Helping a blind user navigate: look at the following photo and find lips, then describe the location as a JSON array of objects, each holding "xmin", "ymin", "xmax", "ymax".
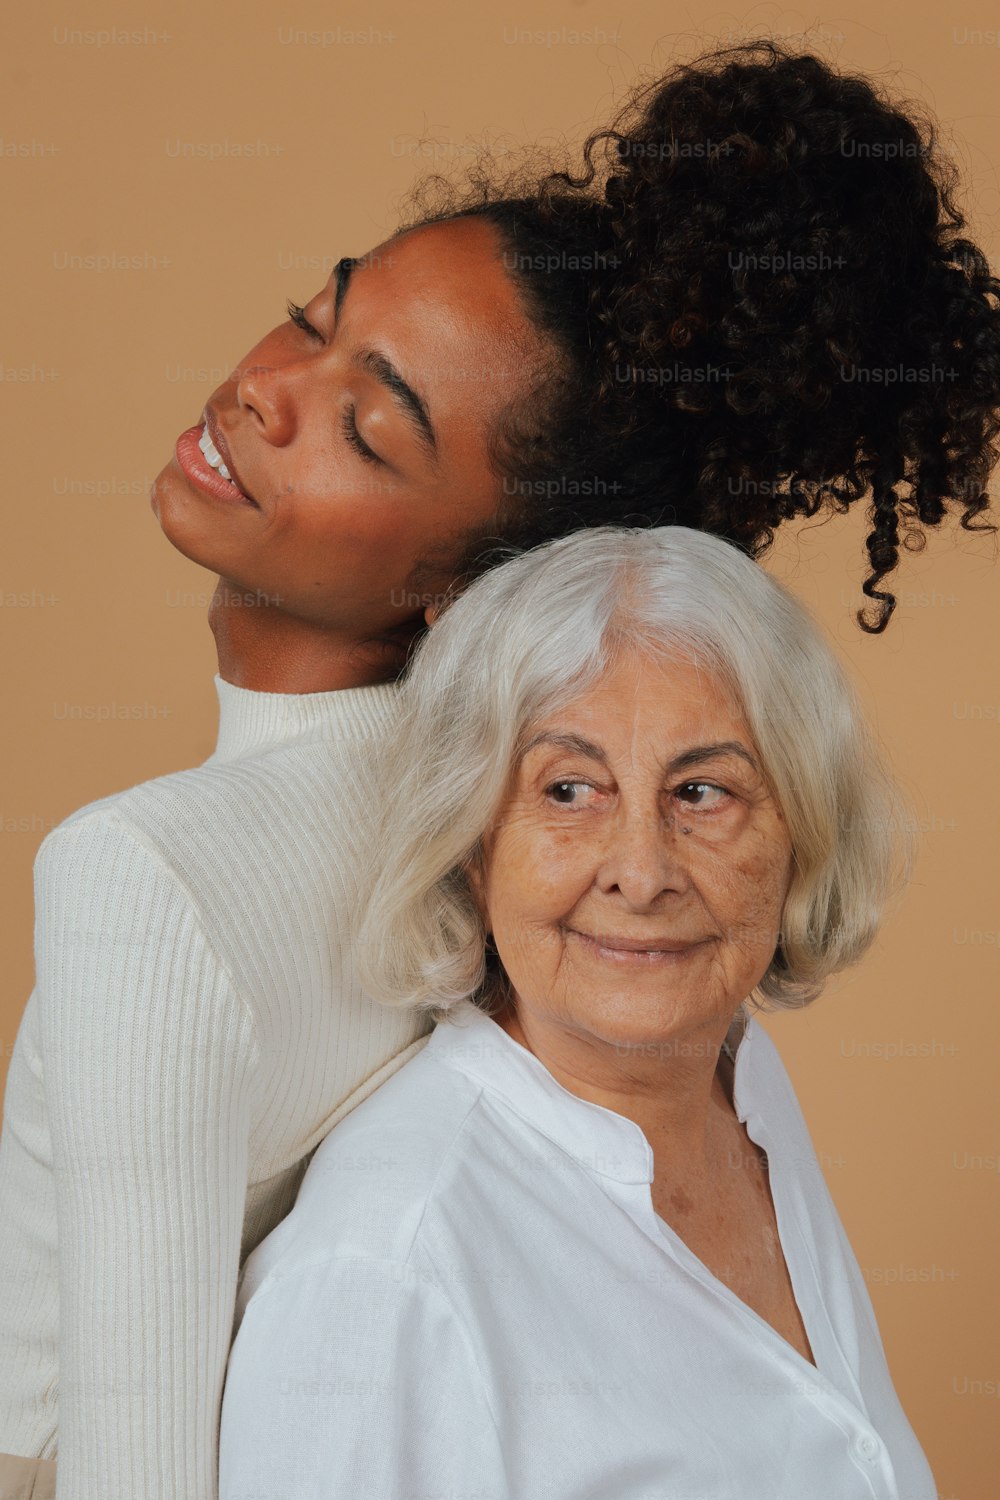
[
  {"xmin": 566, "ymin": 928, "xmax": 708, "ymax": 962},
  {"xmin": 203, "ymin": 407, "xmax": 255, "ymax": 503},
  {"xmin": 173, "ymin": 407, "xmax": 259, "ymax": 508},
  {"xmin": 569, "ymin": 929, "xmax": 703, "ymax": 953}
]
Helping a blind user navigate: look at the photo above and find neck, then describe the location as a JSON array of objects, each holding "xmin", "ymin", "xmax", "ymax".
[
  {"xmin": 208, "ymin": 578, "xmax": 423, "ymax": 692},
  {"xmin": 493, "ymin": 1000, "xmax": 739, "ymax": 1174}
]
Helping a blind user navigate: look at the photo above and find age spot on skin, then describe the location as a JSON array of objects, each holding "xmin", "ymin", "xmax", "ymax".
[{"xmin": 668, "ymin": 1186, "xmax": 695, "ymax": 1216}]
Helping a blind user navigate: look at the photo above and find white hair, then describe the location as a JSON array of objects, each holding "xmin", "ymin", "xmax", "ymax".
[{"xmin": 353, "ymin": 525, "xmax": 915, "ymax": 1022}]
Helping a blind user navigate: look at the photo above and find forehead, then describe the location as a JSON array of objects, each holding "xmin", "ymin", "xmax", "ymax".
[
  {"xmin": 531, "ymin": 653, "xmax": 750, "ymax": 741},
  {"xmin": 342, "ymin": 219, "xmax": 547, "ymax": 454}
]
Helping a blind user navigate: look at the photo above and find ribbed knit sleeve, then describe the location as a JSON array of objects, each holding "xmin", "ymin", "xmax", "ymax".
[
  {"xmin": 21, "ymin": 811, "xmax": 259, "ymax": 1498},
  {"xmin": 0, "ymin": 989, "xmax": 60, "ymax": 1463}
]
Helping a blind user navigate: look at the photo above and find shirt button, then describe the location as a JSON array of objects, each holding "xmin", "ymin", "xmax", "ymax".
[{"xmin": 853, "ymin": 1432, "xmax": 880, "ymax": 1461}]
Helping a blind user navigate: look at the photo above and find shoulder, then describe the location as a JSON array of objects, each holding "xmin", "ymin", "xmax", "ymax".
[
  {"xmin": 237, "ymin": 1041, "xmax": 485, "ymax": 1293},
  {"xmin": 34, "ymin": 727, "xmax": 379, "ymax": 889},
  {"xmin": 32, "ymin": 763, "xmax": 252, "ymax": 912},
  {"xmin": 31, "ymin": 796, "xmax": 247, "ymax": 1014},
  {"xmin": 34, "ymin": 789, "xmax": 193, "ymax": 892},
  {"xmin": 35, "ymin": 759, "xmax": 240, "ymax": 864}
]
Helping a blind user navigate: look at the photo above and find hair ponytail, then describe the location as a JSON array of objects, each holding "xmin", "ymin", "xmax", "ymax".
[{"xmin": 398, "ymin": 37, "xmax": 1000, "ymax": 631}]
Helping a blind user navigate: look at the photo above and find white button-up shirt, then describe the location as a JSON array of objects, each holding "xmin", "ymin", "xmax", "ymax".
[{"xmin": 219, "ymin": 1002, "xmax": 937, "ymax": 1499}]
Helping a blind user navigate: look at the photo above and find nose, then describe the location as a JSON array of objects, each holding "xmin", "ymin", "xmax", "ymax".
[
  {"xmin": 597, "ymin": 799, "xmax": 692, "ymax": 908},
  {"xmin": 234, "ymin": 361, "xmax": 299, "ymax": 447}
]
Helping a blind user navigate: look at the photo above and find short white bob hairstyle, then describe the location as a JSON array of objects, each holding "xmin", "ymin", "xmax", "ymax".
[{"xmin": 353, "ymin": 525, "xmax": 915, "ymax": 1022}]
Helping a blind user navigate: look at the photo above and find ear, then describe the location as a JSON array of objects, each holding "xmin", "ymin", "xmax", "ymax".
[{"xmin": 423, "ymin": 600, "xmax": 442, "ymax": 627}]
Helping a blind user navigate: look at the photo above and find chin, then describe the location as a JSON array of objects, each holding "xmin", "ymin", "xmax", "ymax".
[
  {"xmin": 575, "ymin": 989, "xmax": 701, "ymax": 1041},
  {"xmin": 151, "ymin": 494, "xmax": 212, "ymax": 569},
  {"xmin": 150, "ymin": 468, "xmax": 237, "ymax": 575}
]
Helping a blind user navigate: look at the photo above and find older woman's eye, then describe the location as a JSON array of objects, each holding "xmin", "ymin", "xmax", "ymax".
[
  {"xmin": 675, "ymin": 781, "xmax": 728, "ymax": 808},
  {"xmin": 544, "ymin": 780, "xmax": 596, "ymax": 806}
]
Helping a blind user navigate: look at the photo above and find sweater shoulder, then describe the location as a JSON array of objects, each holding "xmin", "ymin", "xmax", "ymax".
[
  {"xmin": 39, "ymin": 746, "xmax": 252, "ymax": 828},
  {"xmin": 47, "ymin": 734, "xmax": 359, "ymax": 819},
  {"xmin": 34, "ymin": 768, "xmax": 212, "ymax": 877},
  {"xmin": 37, "ymin": 732, "xmax": 379, "ymax": 874}
]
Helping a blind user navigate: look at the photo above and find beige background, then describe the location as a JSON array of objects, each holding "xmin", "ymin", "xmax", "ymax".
[{"xmin": 2, "ymin": 1, "xmax": 998, "ymax": 1493}]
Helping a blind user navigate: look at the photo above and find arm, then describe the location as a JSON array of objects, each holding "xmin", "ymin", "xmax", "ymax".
[
  {"xmin": 0, "ymin": 988, "xmax": 60, "ymax": 1458},
  {"xmin": 32, "ymin": 812, "xmax": 260, "ymax": 1499},
  {"xmin": 219, "ymin": 1258, "xmax": 509, "ymax": 1499}
]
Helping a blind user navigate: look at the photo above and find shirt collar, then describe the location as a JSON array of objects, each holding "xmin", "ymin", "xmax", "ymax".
[
  {"xmin": 205, "ymin": 672, "xmax": 402, "ymax": 765},
  {"xmin": 425, "ymin": 1001, "xmax": 755, "ymax": 1187}
]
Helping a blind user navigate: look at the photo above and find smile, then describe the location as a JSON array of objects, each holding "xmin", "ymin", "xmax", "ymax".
[
  {"xmin": 566, "ymin": 929, "xmax": 707, "ymax": 964},
  {"xmin": 173, "ymin": 423, "xmax": 258, "ymax": 507},
  {"xmin": 199, "ymin": 423, "xmax": 237, "ymax": 483}
]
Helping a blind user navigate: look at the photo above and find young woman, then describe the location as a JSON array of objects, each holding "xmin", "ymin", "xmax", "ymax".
[{"xmin": 0, "ymin": 37, "xmax": 997, "ymax": 1500}]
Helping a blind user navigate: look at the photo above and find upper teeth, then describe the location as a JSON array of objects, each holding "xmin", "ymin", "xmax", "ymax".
[{"xmin": 199, "ymin": 425, "xmax": 234, "ymax": 483}]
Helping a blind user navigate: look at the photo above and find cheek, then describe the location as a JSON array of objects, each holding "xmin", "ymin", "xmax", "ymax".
[
  {"xmin": 260, "ymin": 484, "xmax": 405, "ymax": 590},
  {"xmin": 697, "ymin": 824, "xmax": 792, "ymax": 950},
  {"xmin": 484, "ymin": 822, "xmax": 593, "ymax": 929}
]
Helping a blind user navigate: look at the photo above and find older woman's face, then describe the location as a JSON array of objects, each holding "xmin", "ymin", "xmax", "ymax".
[{"xmin": 472, "ymin": 650, "xmax": 794, "ymax": 1045}]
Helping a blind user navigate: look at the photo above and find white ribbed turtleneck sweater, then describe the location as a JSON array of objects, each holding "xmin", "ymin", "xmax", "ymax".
[{"xmin": 0, "ymin": 674, "xmax": 434, "ymax": 1497}]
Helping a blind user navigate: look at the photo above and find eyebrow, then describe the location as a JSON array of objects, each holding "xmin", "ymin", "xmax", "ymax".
[
  {"xmin": 334, "ymin": 255, "xmax": 439, "ymax": 469},
  {"xmin": 520, "ymin": 731, "xmax": 761, "ymax": 778}
]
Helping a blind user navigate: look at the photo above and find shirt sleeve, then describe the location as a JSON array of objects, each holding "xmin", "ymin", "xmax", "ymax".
[
  {"xmin": 32, "ymin": 811, "xmax": 260, "ymax": 1500},
  {"xmin": 219, "ymin": 1258, "xmax": 509, "ymax": 1499},
  {"xmin": 0, "ymin": 986, "xmax": 60, "ymax": 1457}
]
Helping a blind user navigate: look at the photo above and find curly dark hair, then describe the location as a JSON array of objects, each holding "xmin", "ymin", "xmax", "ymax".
[{"xmin": 395, "ymin": 37, "xmax": 1000, "ymax": 632}]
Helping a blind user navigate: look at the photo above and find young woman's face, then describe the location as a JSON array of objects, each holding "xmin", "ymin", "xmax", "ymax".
[{"xmin": 151, "ymin": 216, "xmax": 545, "ymax": 633}]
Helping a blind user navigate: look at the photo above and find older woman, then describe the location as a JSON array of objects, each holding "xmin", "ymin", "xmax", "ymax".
[{"xmin": 218, "ymin": 526, "xmax": 936, "ymax": 1500}]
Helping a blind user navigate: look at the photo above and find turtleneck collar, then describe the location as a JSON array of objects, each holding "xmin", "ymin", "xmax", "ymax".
[{"xmin": 205, "ymin": 672, "xmax": 402, "ymax": 765}]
